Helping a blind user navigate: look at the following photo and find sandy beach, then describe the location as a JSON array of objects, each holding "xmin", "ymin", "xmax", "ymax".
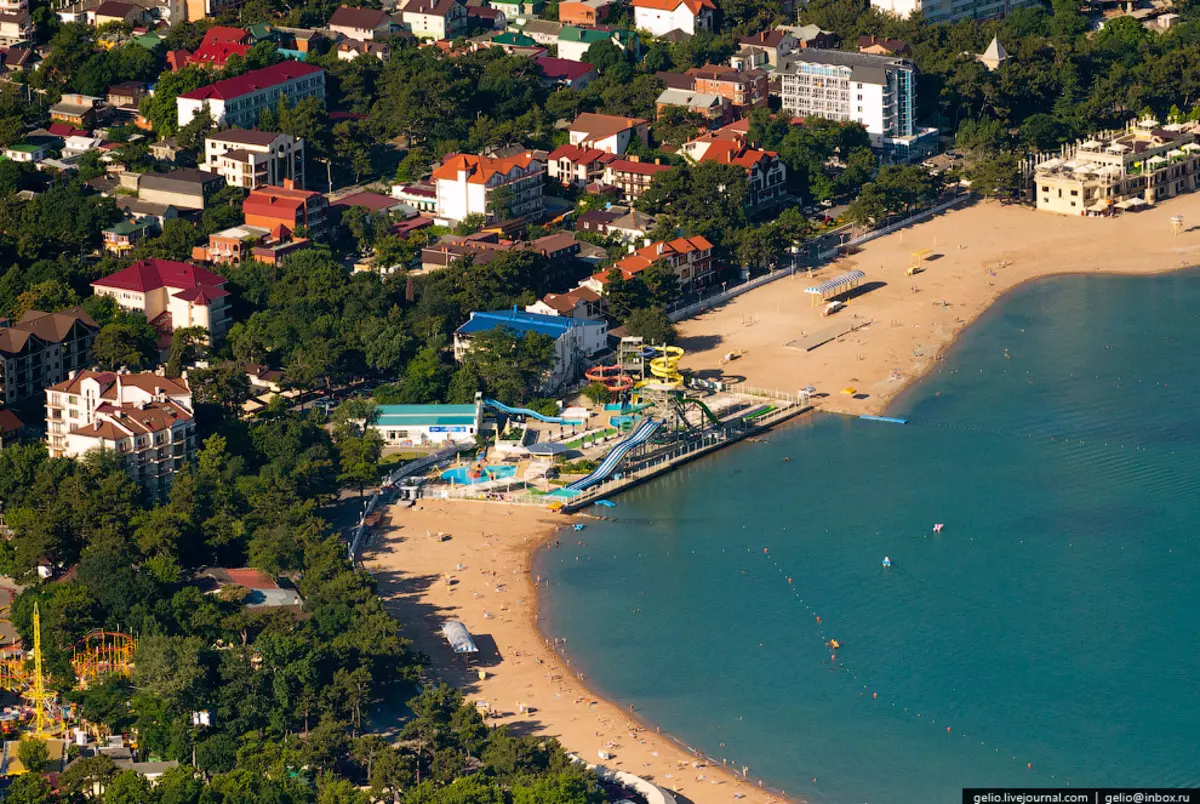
[
  {"xmin": 365, "ymin": 500, "xmax": 787, "ymax": 804},
  {"xmin": 678, "ymin": 197, "xmax": 1200, "ymax": 415},
  {"xmin": 364, "ymin": 195, "xmax": 1200, "ymax": 804}
]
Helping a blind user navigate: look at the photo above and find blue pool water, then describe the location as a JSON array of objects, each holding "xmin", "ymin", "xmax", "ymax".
[
  {"xmin": 440, "ymin": 464, "xmax": 517, "ymax": 485},
  {"xmin": 536, "ymin": 272, "xmax": 1200, "ymax": 803}
]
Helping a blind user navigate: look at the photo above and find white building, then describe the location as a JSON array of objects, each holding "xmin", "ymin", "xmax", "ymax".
[
  {"xmin": 630, "ymin": 0, "xmax": 712, "ymax": 37},
  {"xmin": 91, "ymin": 258, "xmax": 231, "ymax": 341},
  {"xmin": 568, "ymin": 113, "xmax": 649, "ymax": 155},
  {"xmin": 176, "ymin": 61, "xmax": 325, "ymax": 129},
  {"xmin": 454, "ymin": 310, "xmax": 607, "ymax": 391},
  {"xmin": 0, "ymin": 11, "xmax": 32, "ymax": 46},
  {"xmin": 45, "ymin": 371, "xmax": 196, "ymax": 500},
  {"xmin": 870, "ymin": 0, "xmax": 1038, "ymax": 24},
  {"xmin": 391, "ymin": 182, "xmax": 437, "ymax": 213},
  {"xmin": 327, "ymin": 5, "xmax": 391, "ymax": 39},
  {"xmin": 777, "ymin": 48, "xmax": 937, "ymax": 163},
  {"xmin": 397, "ymin": 0, "xmax": 466, "ymax": 40},
  {"xmin": 431, "ymin": 152, "xmax": 545, "ymax": 225},
  {"xmin": 370, "ymin": 401, "xmax": 483, "ymax": 447},
  {"xmin": 201, "ymin": 129, "xmax": 305, "ymax": 190}
]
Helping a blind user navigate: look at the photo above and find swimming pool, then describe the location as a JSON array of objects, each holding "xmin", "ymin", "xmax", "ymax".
[{"xmin": 440, "ymin": 465, "xmax": 518, "ymax": 485}]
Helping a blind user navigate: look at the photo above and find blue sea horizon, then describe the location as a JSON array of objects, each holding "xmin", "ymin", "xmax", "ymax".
[{"xmin": 536, "ymin": 271, "xmax": 1200, "ymax": 803}]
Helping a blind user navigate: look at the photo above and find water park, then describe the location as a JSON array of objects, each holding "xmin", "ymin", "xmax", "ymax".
[{"xmin": 410, "ymin": 338, "xmax": 811, "ymax": 511}]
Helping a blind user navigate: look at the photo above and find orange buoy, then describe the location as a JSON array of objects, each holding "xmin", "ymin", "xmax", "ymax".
[
  {"xmin": 946, "ymin": 727, "xmax": 951, "ymax": 733},
  {"xmin": 873, "ymin": 692, "xmax": 878, "ymax": 699}
]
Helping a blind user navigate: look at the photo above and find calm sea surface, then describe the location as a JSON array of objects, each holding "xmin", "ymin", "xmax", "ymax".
[{"xmin": 536, "ymin": 272, "xmax": 1200, "ymax": 804}]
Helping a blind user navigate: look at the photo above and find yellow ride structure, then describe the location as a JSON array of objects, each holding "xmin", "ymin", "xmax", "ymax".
[
  {"xmin": 635, "ymin": 345, "xmax": 685, "ymax": 390},
  {"xmin": 72, "ymin": 630, "xmax": 137, "ymax": 689}
]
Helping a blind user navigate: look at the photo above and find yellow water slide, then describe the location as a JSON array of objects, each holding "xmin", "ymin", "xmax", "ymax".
[{"xmin": 647, "ymin": 345, "xmax": 685, "ymax": 388}]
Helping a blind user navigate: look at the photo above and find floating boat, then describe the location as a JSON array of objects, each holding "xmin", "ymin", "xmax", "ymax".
[
  {"xmin": 932, "ymin": 523, "xmax": 945, "ymax": 534},
  {"xmin": 595, "ymin": 500, "xmax": 617, "ymax": 508},
  {"xmin": 882, "ymin": 555, "xmax": 892, "ymax": 568},
  {"xmin": 573, "ymin": 523, "xmax": 586, "ymax": 531}
]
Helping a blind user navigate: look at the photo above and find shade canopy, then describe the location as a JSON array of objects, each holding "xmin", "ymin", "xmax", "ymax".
[
  {"xmin": 805, "ymin": 270, "xmax": 866, "ymax": 298},
  {"xmin": 527, "ymin": 442, "xmax": 570, "ymax": 456},
  {"xmin": 442, "ymin": 621, "xmax": 478, "ymax": 654}
]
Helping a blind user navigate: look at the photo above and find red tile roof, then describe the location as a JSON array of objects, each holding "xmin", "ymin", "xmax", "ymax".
[
  {"xmin": 93, "ymin": 259, "xmax": 227, "ymax": 293},
  {"xmin": 548, "ymin": 143, "xmax": 607, "ymax": 164},
  {"xmin": 329, "ymin": 5, "xmax": 391, "ymax": 29},
  {"xmin": 329, "ymin": 191, "xmax": 400, "ymax": 212},
  {"xmin": 536, "ymin": 56, "xmax": 595, "ymax": 82},
  {"xmin": 178, "ymin": 61, "xmax": 323, "ymax": 102},
  {"xmin": 172, "ymin": 286, "xmax": 230, "ymax": 305},
  {"xmin": 631, "ymin": 0, "xmax": 713, "ymax": 12},
  {"xmin": 243, "ymin": 186, "xmax": 323, "ymax": 219},
  {"xmin": 431, "ymin": 152, "xmax": 541, "ymax": 185},
  {"xmin": 200, "ymin": 25, "xmax": 250, "ymax": 45},
  {"xmin": 189, "ymin": 41, "xmax": 251, "ymax": 66},
  {"xmin": 0, "ymin": 409, "xmax": 23, "ymax": 435}
]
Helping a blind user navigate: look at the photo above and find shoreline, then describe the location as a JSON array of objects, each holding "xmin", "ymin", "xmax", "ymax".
[
  {"xmin": 365, "ymin": 499, "xmax": 791, "ymax": 804},
  {"xmin": 367, "ymin": 196, "xmax": 1200, "ymax": 804}
]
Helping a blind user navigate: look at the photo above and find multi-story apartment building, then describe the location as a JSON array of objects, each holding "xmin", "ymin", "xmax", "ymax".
[
  {"xmin": 692, "ymin": 139, "xmax": 787, "ymax": 213},
  {"xmin": 0, "ymin": 10, "xmax": 31, "ymax": 46},
  {"xmin": 45, "ymin": 371, "xmax": 196, "ymax": 500},
  {"xmin": 1032, "ymin": 119, "xmax": 1200, "ymax": 216},
  {"xmin": 176, "ymin": 61, "xmax": 325, "ymax": 128},
  {"xmin": 0, "ymin": 309, "xmax": 98, "ymax": 406},
  {"xmin": 432, "ymin": 152, "xmax": 544, "ymax": 225},
  {"xmin": 92, "ymin": 259, "xmax": 231, "ymax": 342},
  {"xmin": 601, "ymin": 157, "xmax": 672, "ymax": 203},
  {"xmin": 777, "ymin": 48, "xmax": 936, "ymax": 162},
  {"xmin": 870, "ymin": 0, "xmax": 1038, "ymax": 24},
  {"xmin": 687, "ymin": 64, "xmax": 769, "ymax": 110},
  {"xmin": 242, "ymin": 185, "xmax": 329, "ymax": 237},
  {"xmin": 586, "ymin": 235, "xmax": 715, "ymax": 294},
  {"xmin": 568, "ymin": 113, "xmax": 649, "ymax": 155},
  {"xmin": 202, "ymin": 129, "xmax": 305, "ymax": 190}
]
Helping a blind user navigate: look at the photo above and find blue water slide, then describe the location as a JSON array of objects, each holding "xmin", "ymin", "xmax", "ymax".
[
  {"xmin": 484, "ymin": 399, "xmax": 584, "ymax": 425},
  {"xmin": 566, "ymin": 418, "xmax": 662, "ymax": 492}
]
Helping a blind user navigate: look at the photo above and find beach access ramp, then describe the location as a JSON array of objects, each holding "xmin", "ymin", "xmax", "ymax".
[
  {"xmin": 484, "ymin": 399, "xmax": 585, "ymax": 425},
  {"xmin": 566, "ymin": 418, "xmax": 663, "ymax": 492}
]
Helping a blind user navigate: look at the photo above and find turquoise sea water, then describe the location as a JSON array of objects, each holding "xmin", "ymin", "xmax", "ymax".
[{"xmin": 536, "ymin": 272, "xmax": 1200, "ymax": 804}]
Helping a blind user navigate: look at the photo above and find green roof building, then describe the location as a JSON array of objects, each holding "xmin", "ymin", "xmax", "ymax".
[{"xmin": 370, "ymin": 402, "xmax": 483, "ymax": 446}]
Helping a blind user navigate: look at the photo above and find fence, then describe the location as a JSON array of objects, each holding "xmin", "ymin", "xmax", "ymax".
[
  {"xmin": 346, "ymin": 444, "xmax": 464, "ymax": 560},
  {"xmin": 666, "ymin": 190, "xmax": 971, "ymax": 323}
]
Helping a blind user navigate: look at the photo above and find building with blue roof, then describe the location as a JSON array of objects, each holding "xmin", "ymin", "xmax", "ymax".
[
  {"xmin": 453, "ymin": 309, "xmax": 608, "ymax": 390},
  {"xmin": 369, "ymin": 400, "xmax": 482, "ymax": 447}
]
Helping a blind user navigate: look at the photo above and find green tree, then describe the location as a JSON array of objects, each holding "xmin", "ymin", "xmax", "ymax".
[
  {"xmin": 92, "ymin": 315, "xmax": 158, "ymax": 370},
  {"xmin": 16, "ymin": 737, "xmax": 48, "ymax": 773},
  {"xmin": 623, "ymin": 307, "xmax": 676, "ymax": 345},
  {"xmin": 337, "ymin": 431, "xmax": 383, "ymax": 498}
]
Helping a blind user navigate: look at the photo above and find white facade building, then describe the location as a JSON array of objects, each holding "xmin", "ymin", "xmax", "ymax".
[
  {"xmin": 201, "ymin": 129, "xmax": 305, "ymax": 190},
  {"xmin": 176, "ymin": 62, "xmax": 325, "ymax": 129},
  {"xmin": 46, "ymin": 371, "xmax": 196, "ymax": 499},
  {"xmin": 431, "ymin": 152, "xmax": 545, "ymax": 225},
  {"xmin": 630, "ymin": 0, "xmax": 712, "ymax": 37},
  {"xmin": 870, "ymin": 0, "xmax": 1038, "ymax": 24},
  {"xmin": 778, "ymin": 48, "xmax": 937, "ymax": 162}
]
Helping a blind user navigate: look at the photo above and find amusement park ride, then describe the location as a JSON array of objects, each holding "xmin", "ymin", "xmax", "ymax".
[{"xmin": 0, "ymin": 602, "xmax": 136, "ymax": 738}]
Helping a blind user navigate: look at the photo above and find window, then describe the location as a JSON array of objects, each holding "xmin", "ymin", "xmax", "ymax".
[{"xmin": 1070, "ymin": 190, "xmax": 1078, "ymax": 196}]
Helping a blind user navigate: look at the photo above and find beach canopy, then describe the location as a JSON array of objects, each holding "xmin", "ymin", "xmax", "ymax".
[
  {"xmin": 527, "ymin": 442, "xmax": 570, "ymax": 456},
  {"xmin": 442, "ymin": 621, "xmax": 478, "ymax": 654},
  {"xmin": 1116, "ymin": 197, "xmax": 1147, "ymax": 209},
  {"xmin": 805, "ymin": 270, "xmax": 866, "ymax": 299}
]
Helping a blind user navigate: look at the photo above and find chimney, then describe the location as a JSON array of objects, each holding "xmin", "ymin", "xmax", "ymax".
[
  {"xmin": 282, "ymin": 178, "xmax": 295, "ymax": 190},
  {"xmin": 655, "ymin": 158, "xmax": 661, "ymax": 165},
  {"xmin": 630, "ymin": 155, "xmax": 640, "ymax": 163}
]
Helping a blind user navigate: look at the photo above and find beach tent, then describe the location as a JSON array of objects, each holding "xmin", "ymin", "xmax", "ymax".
[
  {"xmin": 442, "ymin": 621, "xmax": 479, "ymax": 655},
  {"xmin": 805, "ymin": 270, "xmax": 866, "ymax": 305}
]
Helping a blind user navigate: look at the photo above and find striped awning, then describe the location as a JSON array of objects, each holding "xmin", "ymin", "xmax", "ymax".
[{"xmin": 805, "ymin": 270, "xmax": 866, "ymax": 296}]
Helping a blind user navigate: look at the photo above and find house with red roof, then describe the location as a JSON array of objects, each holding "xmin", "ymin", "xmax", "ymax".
[
  {"xmin": 328, "ymin": 6, "xmax": 392, "ymax": 40},
  {"xmin": 631, "ymin": 0, "xmax": 713, "ymax": 37},
  {"xmin": 585, "ymin": 235, "xmax": 714, "ymax": 294},
  {"xmin": 546, "ymin": 143, "xmax": 613, "ymax": 188},
  {"xmin": 45, "ymin": 370, "xmax": 195, "ymax": 499},
  {"xmin": 176, "ymin": 61, "xmax": 325, "ymax": 128},
  {"xmin": 431, "ymin": 151, "xmax": 545, "ymax": 225},
  {"xmin": 91, "ymin": 259, "xmax": 232, "ymax": 343},
  {"xmin": 679, "ymin": 124, "xmax": 788, "ymax": 212},
  {"xmin": 243, "ymin": 185, "xmax": 329, "ymax": 238},
  {"xmin": 600, "ymin": 156, "xmax": 672, "ymax": 203},
  {"xmin": 536, "ymin": 56, "xmax": 596, "ymax": 90}
]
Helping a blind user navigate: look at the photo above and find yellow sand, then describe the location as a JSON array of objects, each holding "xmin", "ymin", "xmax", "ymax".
[{"xmin": 678, "ymin": 198, "xmax": 1200, "ymax": 414}]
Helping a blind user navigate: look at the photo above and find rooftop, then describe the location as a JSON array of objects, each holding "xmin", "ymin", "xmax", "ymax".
[
  {"xmin": 457, "ymin": 309, "xmax": 604, "ymax": 339},
  {"xmin": 570, "ymin": 112, "xmax": 648, "ymax": 141},
  {"xmin": 328, "ymin": 5, "xmax": 391, "ymax": 28},
  {"xmin": 376, "ymin": 403, "xmax": 479, "ymax": 427},
  {"xmin": 178, "ymin": 61, "xmax": 323, "ymax": 102}
]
